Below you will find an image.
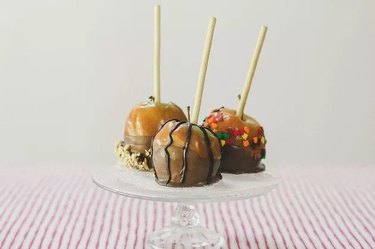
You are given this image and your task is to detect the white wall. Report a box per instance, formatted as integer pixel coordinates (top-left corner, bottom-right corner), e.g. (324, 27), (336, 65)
(1, 0), (374, 166)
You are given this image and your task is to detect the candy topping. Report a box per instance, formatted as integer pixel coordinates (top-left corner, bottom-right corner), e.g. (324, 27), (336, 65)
(221, 140), (226, 146)
(261, 136), (266, 144)
(203, 110), (266, 159)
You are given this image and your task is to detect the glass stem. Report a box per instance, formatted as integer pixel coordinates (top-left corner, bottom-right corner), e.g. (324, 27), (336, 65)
(171, 203), (201, 228)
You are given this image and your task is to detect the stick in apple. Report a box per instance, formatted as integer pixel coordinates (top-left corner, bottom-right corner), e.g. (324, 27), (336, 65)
(154, 5), (161, 103)
(236, 26), (268, 118)
(191, 17), (217, 124)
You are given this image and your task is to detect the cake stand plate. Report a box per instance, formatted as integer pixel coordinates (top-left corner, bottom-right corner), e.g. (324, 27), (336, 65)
(93, 165), (279, 249)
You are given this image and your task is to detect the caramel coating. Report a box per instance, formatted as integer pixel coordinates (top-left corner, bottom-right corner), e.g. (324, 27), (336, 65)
(209, 108), (262, 148)
(203, 107), (266, 173)
(124, 101), (187, 137)
(117, 100), (187, 171)
(152, 120), (222, 187)
(153, 120), (221, 159)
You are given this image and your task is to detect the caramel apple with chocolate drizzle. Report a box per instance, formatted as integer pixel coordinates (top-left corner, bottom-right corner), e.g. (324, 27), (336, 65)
(203, 26), (268, 174)
(152, 17), (221, 187)
(116, 6), (187, 171)
(152, 107), (221, 186)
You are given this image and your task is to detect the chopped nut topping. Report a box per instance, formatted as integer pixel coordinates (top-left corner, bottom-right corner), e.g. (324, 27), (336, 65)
(115, 141), (153, 171)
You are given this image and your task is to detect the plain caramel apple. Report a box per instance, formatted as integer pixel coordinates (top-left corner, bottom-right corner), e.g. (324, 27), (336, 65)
(116, 97), (187, 171)
(124, 99), (187, 137)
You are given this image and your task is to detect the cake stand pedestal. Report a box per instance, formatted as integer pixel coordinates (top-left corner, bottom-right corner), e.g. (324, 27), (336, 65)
(93, 165), (279, 249)
(148, 203), (224, 248)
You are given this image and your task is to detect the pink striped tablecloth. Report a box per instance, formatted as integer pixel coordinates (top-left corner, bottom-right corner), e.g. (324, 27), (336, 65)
(0, 165), (374, 249)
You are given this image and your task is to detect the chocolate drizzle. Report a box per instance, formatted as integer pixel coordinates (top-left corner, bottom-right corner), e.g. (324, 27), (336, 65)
(180, 124), (192, 183)
(164, 121), (187, 185)
(151, 119), (179, 182)
(150, 136), (157, 179)
(153, 119), (221, 186)
(197, 125), (215, 184)
(172, 122), (217, 185)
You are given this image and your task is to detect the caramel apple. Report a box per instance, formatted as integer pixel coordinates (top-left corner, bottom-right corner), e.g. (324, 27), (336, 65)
(152, 119), (221, 187)
(116, 97), (187, 171)
(203, 107), (266, 173)
(116, 6), (188, 171)
(203, 26), (268, 174)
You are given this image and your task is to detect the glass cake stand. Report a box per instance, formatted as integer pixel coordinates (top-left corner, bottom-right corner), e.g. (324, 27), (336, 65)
(93, 164), (279, 249)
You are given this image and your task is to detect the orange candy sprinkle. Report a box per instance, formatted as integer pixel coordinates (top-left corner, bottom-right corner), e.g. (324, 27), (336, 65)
(243, 140), (250, 147)
(253, 137), (258, 144)
(221, 140), (226, 146)
(211, 123), (218, 129)
(244, 126), (250, 133)
(261, 136), (266, 144)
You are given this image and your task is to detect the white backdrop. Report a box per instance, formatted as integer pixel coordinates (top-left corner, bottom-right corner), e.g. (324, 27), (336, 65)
(1, 0), (374, 166)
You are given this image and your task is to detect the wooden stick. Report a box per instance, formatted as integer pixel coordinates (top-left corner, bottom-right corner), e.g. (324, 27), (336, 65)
(154, 5), (161, 103)
(187, 106), (191, 123)
(236, 26), (268, 118)
(191, 17), (216, 124)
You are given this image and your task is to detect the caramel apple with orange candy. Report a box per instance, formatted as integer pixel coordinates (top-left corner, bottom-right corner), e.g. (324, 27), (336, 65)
(203, 26), (268, 174)
(203, 107), (266, 173)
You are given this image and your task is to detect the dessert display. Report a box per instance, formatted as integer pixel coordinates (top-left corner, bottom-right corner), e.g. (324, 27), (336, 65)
(115, 3), (270, 185)
(152, 17), (221, 187)
(203, 26), (268, 174)
(99, 12), (275, 246)
(116, 6), (187, 171)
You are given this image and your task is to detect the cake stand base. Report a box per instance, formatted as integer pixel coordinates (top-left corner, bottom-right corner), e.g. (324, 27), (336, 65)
(147, 204), (225, 249)
(93, 165), (279, 249)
